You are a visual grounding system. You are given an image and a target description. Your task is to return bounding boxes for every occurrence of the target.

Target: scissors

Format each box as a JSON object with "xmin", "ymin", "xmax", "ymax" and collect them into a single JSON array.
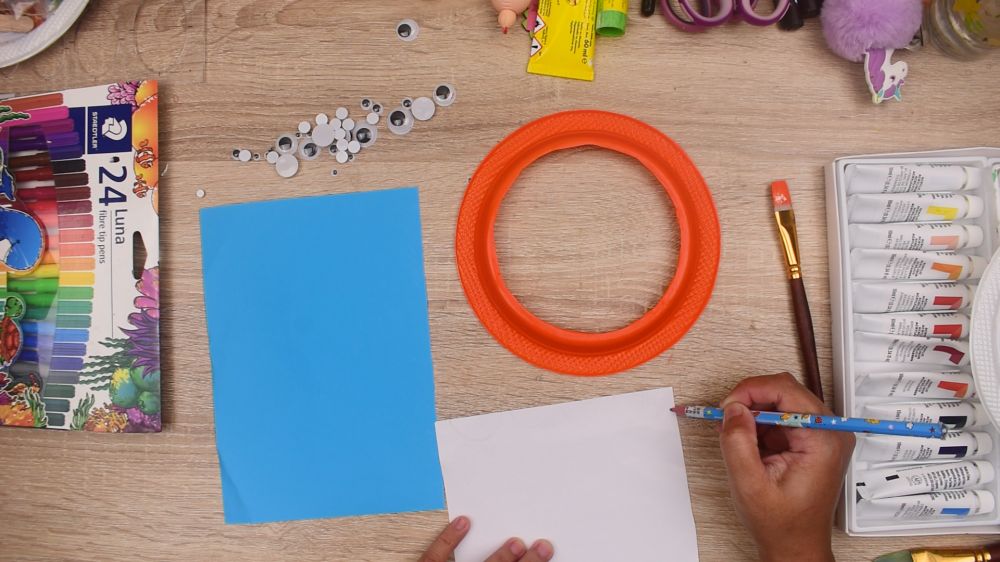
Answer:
[{"xmin": 661, "ymin": 0, "xmax": 790, "ymax": 31}]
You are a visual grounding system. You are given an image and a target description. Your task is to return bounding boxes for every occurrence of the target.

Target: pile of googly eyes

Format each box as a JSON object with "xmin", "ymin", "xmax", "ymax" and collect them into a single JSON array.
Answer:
[{"xmin": 230, "ymin": 83, "xmax": 457, "ymax": 178}]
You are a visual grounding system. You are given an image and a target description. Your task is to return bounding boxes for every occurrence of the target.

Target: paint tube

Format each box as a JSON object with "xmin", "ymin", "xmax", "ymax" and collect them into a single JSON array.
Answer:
[
  {"xmin": 852, "ymin": 282, "xmax": 976, "ymax": 314},
  {"xmin": 853, "ymin": 312, "xmax": 970, "ymax": 339},
  {"xmin": 854, "ymin": 333, "xmax": 970, "ymax": 367},
  {"xmin": 861, "ymin": 401, "xmax": 986, "ymax": 429},
  {"xmin": 849, "ymin": 223, "xmax": 984, "ymax": 251},
  {"xmin": 846, "ymin": 164, "xmax": 983, "ymax": 194},
  {"xmin": 856, "ymin": 460, "xmax": 994, "ymax": 500},
  {"xmin": 857, "ymin": 490, "xmax": 995, "ymax": 520},
  {"xmin": 856, "ymin": 371, "xmax": 976, "ymax": 399},
  {"xmin": 858, "ymin": 431, "xmax": 992, "ymax": 462},
  {"xmin": 851, "ymin": 249, "xmax": 987, "ymax": 281},
  {"xmin": 527, "ymin": 0, "xmax": 598, "ymax": 81},
  {"xmin": 847, "ymin": 193, "xmax": 984, "ymax": 223}
]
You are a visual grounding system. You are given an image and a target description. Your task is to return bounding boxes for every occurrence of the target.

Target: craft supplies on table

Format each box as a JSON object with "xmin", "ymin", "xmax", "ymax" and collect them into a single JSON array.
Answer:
[
  {"xmin": 201, "ymin": 188, "xmax": 444, "ymax": 524},
  {"xmin": 436, "ymin": 388, "xmax": 699, "ymax": 562},
  {"xmin": 827, "ymin": 148, "xmax": 1000, "ymax": 536},
  {"xmin": 0, "ymin": 81, "xmax": 160, "ymax": 432},
  {"xmin": 0, "ymin": 0, "xmax": 88, "ymax": 68}
]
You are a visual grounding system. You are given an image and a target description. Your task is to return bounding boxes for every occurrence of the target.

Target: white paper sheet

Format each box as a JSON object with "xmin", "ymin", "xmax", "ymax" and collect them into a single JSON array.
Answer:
[{"xmin": 435, "ymin": 388, "xmax": 699, "ymax": 562}]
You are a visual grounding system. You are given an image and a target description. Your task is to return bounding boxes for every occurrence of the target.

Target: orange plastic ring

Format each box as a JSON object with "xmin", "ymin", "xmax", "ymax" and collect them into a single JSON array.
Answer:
[{"xmin": 456, "ymin": 110, "xmax": 721, "ymax": 376}]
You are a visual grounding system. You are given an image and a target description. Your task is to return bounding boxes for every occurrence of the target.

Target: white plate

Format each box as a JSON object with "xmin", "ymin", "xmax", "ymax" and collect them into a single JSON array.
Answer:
[
  {"xmin": 0, "ymin": 0, "xmax": 89, "ymax": 69},
  {"xmin": 971, "ymin": 246, "xmax": 1000, "ymax": 430}
]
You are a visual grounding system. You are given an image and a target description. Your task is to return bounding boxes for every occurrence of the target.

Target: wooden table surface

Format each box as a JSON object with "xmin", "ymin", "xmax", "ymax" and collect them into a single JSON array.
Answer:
[{"xmin": 1, "ymin": 1, "xmax": 999, "ymax": 560}]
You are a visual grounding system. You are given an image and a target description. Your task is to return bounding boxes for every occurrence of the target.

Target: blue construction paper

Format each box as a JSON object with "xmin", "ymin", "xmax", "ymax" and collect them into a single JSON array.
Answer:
[{"xmin": 200, "ymin": 187, "xmax": 444, "ymax": 524}]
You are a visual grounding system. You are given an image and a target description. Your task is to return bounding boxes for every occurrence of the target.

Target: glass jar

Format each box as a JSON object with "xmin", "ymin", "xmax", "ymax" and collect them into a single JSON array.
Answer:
[{"xmin": 925, "ymin": 0, "xmax": 1000, "ymax": 59}]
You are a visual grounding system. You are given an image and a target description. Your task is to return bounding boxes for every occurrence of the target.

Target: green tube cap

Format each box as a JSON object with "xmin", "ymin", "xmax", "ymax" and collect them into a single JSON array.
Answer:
[{"xmin": 596, "ymin": 10, "xmax": 627, "ymax": 37}]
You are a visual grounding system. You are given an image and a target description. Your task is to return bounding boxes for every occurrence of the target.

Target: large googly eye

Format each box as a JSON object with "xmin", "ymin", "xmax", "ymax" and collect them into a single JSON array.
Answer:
[
  {"xmin": 275, "ymin": 154, "xmax": 299, "ymax": 178},
  {"xmin": 311, "ymin": 123, "xmax": 337, "ymax": 147},
  {"xmin": 299, "ymin": 141, "xmax": 320, "ymax": 161},
  {"xmin": 387, "ymin": 107, "xmax": 414, "ymax": 136},
  {"xmin": 396, "ymin": 19, "xmax": 419, "ymax": 41},
  {"xmin": 355, "ymin": 124, "xmax": 378, "ymax": 148},
  {"xmin": 276, "ymin": 134, "xmax": 298, "ymax": 154},
  {"xmin": 411, "ymin": 97, "xmax": 436, "ymax": 121},
  {"xmin": 433, "ymin": 84, "xmax": 456, "ymax": 107}
]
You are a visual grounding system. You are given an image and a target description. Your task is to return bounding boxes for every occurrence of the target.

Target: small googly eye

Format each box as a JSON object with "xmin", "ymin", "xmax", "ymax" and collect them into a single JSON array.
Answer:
[
  {"xmin": 387, "ymin": 108, "xmax": 414, "ymax": 136},
  {"xmin": 231, "ymin": 149, "xmax": 241, "ymax": 160},
  {"xmin": 252, "ymin": 152, "xmax": 261, "ymax": 161},
  {"xmin": 237, "ymin": 149, "xmax": 252, "ymax": 162},
  {"xmin": 331, "ymin": 169, "xmax": 339, "ymax": 176},
  {"xmin": 396, "ymin": 19, "xmax": 419, "ymax": 41},
  {"xmin": 355, "ymin": 125, "xmax": 377, "ymax": 147},
  {"xmin": 299, "ymin": 141, "xmax": 320, "ymax": 160},
  {"xmin": 361, "ymin": 98, "xmax": 372, "ymax": 109},
  {"xmin": 328, "ymin": 144, "xmax": 338, "ymax": 156},
  {"xmin": 402, "ymin": 97, "xmax": 413, "ymax": 109},
  {"xmin": 433, "ymin": 84, "xmax": 456, "ymax": 107},
  {"xmin": 265, "ymin": 150, "xmax": 279, "ymax": 164},
  {"xmin": 276, "ymin": 134, "xmax": 298, "ymax": 154}
]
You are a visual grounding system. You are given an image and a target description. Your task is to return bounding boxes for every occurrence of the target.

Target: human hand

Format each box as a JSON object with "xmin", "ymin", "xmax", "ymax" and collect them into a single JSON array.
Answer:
[
  {"xmin": 419, "ymin": 516, "xmax": 555, "ymax": 562},
  {"xmin": 718, "ymin": 373, "xmax": 855, "ymax": 562}
]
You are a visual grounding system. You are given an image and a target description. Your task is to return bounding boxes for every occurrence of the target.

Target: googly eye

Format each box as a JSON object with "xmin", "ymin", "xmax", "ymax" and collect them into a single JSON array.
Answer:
[
  {"xmin": 402, "ymin": 97, "xmax": 413, "ymax": 109},
  {"xmin": 361, "ymin": 98, "xmax": 372, "ymax": 110},
  {"xmin": 335, "ymin": 150, "xmax": 349, "ymax": 164},
  {"xmin": 342, "ymin": 118, "xmax": 356, "ymax": 132},
  {"xmin": 265, "ymin": 150, "xmax": 280, "ymax": 164},
  {"xmin": 433, "ymin": 84, "xmax": 456, "ymax": 107},
  {"xmin": 387, "ymin": 107, "xmax": 414, "ymax": 136},
  {"xmin": 252, "ymin": 152, "xmax": 261, "ymax": 161},
  {"xmin": 298, "ymin": 121, "xmax": 312, "ymax": 135},
  {"xmin": 372, "ymin": 103, "xmax": 384, "ymax": 115},
  {"xmin": 396, "ymin": 19, "xmax": 419, "ymax": 41},
  {"xmin": 276, "ymin": 134, "xmax": 298, "ymax": 154},
  {"xmin": 331, "ymin": 169, "xmax": 339, "ymax": 176},
  {"xmin": 275, "ymin": 154, "xmax": 299, "ymax": 178},
  {"xmin": 316, "ymin": 113, "xmax": 329, "ymax": 125},
  {"xmin": 366, "ymin": 112, "xmax": 380, "ymax": 125},
  {"xmin": 196, "ymin": 188, "xmax": 206, "ymax": 198},
  {"xmin": 348, "ymin": 152, "xmax": 355, "ymax": 162},
  {"xmin": 334, "ymin": 128, "xmax": 347, "ymax": 141},
  {"xmin": 231, "ymin": 149, "xmax": 241, "ymax": 160},
  {"xmin": 336, "ymin": 139, "xmax": 349, "ymax": 153},
  {"xmin": 411, "ymin": 97, "xmax": 436, "ymax": 121},
  {"xmin": 299, "ymin": 141, "xmax": 320, "ymax": 160},
  {"xmin": 311, "ymin": 123, "xmax": 337, "ymax": 147},
  {"xmin": 238, "ymin": 149, "xmax": 253, "ymax": 162},
  {"xmin": 347, "ymin": 140, "xmax": 362, "ymax": 154},
  {"xmin": 335, "ymin": 107, "xmax": 349, "ymax": 120},
  {"xmin": 355, "ymin": 125, "xmax": 377, "ymax": 148}
]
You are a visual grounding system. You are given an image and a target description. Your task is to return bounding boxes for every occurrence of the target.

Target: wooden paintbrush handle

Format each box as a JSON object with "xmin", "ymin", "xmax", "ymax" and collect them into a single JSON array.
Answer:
[{"xmin": 790, "ymin": 277, "xmax": 824, "ymax": 402}]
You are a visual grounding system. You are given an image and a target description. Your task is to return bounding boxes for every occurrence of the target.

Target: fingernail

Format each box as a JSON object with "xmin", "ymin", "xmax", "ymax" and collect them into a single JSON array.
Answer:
[
  {"xmin": 507, "ymin": 538, "xmax": 527, "ymax": 556},
  {"xmin": 532, "ymin": 539, "xmax": 554, "ymax": 559},
  {"xmin": 452, "ymin": 516, "xmax": 470, "ymax": 532},
  {"xmin": 723, "ymin": 403, "xmax": 743, "ymax": 428}
]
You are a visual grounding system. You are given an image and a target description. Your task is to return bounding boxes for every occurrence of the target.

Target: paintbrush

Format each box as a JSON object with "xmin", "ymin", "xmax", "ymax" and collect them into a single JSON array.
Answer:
[
  {"xmin": 874, "ymin": 542, "xmax": 1000, "ymax": 562},
  {"xmin": 771, "ymin": 180, "xmax": 824, "ymax": 402}
]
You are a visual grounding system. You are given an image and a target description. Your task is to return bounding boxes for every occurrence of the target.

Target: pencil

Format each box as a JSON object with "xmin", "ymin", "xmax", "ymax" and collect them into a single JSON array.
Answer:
[
  {"xmin": 672, "ymin": 405, "xmax": 945, "ymax": 439},
  {"xmin": 771, "ymin": 180, "xmax": 824, "ymax": 402}
]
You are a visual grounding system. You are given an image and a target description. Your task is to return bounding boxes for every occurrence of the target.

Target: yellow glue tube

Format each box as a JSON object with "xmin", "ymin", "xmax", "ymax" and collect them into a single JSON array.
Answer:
[
  {"xmin": 596, "ymin": 0, "xmax": 628, "ymax": 37},
  {"xmin": 528, "ymin": 0, "xmax": 598, "ymax": 81}
]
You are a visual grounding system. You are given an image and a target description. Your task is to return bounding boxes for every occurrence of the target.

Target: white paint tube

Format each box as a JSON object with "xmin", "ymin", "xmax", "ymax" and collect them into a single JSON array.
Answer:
[
  {"xmin": 847, "ymin": 193, "xmax": 984, "ymax": 223},
  {"xmin": 846, "ymin": 164, "xmax": 983, "ymax": 194},
  {"xmin": 856, "ymin": 371, "xmax": 976, "ymax": 399},
  {"xmin": 862, "ymin": 401, "xmax": 986, "ymax": 429},
  {"xmin": 857, "ymin": 490, "xmax": 995, "ymax": 520},
  {"xmin": 849, "ymin": 223, "xmax": 984, "ymax": 251},
  {"xmin": 858, "ymin": 431, "xmax": 992, "ymax": 462},
  {"xmin": 854, "ymin": 333, "xmax": 970, "ymax": 367},
  {"xmin": 851, "ymin": 249, "xmax": 987, "ymax": 281},
  {"xmin": 852, "ymin": 282, "xmax": 976, "ymax": 314},
  {"xmin": 853, "ymin": 312, "xmax": 970, "ymax": 339},
  {"xmin": 857, "ymin": 460, "xmax": 995, "ymax": 500}
]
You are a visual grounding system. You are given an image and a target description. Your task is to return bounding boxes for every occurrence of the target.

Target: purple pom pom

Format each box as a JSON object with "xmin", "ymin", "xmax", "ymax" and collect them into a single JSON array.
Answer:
[{"xmin": 822, "ymin": 0, "xmax": 923, "ymax": 62}]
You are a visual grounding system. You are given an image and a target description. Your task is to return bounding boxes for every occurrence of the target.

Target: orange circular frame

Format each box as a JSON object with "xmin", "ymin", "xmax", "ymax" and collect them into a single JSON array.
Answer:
[{"xmin": 456, "ymin": 111, "xmax": 721, "ymax": 376}]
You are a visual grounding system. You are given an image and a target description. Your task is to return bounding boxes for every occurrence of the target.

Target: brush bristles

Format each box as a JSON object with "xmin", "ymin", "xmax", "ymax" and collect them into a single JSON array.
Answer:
[{"xmin": 771, "ymin": 180, "xmax": 793, "ymax": 212}]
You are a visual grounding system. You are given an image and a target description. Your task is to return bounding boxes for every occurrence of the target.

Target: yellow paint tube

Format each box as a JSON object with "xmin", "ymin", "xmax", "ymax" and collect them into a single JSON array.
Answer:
[
  {"xmin": 528, "ymin": 0, "xmax": 598, "ymax": 81},
  {"xmin": 596, "ymin": 0, "xmax": 628, "ymax": 37}
]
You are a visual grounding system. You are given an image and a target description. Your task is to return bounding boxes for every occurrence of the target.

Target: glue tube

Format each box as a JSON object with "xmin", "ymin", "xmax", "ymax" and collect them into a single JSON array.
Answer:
[
  {"xmin": 862, "ymin": 401, "xmax": 986, "ymax": 429},
  {"xmin": 857, "ymin": 460, "xmax": 995, "ymax": 500},
  {"xmin": 851, "ymin": 249, "xmax": 987, "ymax": 281},
  {"xmin": 858, "ymin": 490, "xmax": 995, "ymax": 521},
  {"xmin": 852, "ymin": 282, "xmax": 976, "ymax": 314},
  {"xmin": 847, "ymin": 193, "xmax": 984, "ymax": 223},
  {"xmin": 846, "ymin": 164, "xmax": 983, "ymax": 194},
  {"xmin": 596, "ymin": 0, "xmax": 628, "ymax": 36},
  {"xmin": 528, "ymin": 0, "xmax": 598, "ymax": 81},
  {"xmin": 849, "ymin": 223, "xmax": 985, "ymax": 251},
  {"xmin": 854, "ymin": 333, "xmax": 970, "ymax": 367},
  {"xmin": 858, "ymin": 431, "xmax": 993, "ymax": 462},
  {"xmin": 854, "ymin": 312, "xmax": 970, "ymax": 339},
  {"xmin": 856, "ymin": 371, "xmax": 976, "ymax": 399}
]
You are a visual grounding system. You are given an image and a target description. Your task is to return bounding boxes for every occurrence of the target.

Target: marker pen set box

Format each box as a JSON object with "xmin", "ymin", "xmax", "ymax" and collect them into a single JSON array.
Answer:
[
  {"xmin": 827, "ymin": 148, "xmax": 1000, "ymax": 536},
  {"xmin": 0, "ymin": 81, "xmax": 160, "ymax": 432}
]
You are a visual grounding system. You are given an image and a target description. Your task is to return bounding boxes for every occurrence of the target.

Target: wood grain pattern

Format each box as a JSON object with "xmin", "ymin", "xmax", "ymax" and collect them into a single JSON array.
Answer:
[{"xmin": 0, "ymin": 1, "xmax": 998, "ymax": 560}]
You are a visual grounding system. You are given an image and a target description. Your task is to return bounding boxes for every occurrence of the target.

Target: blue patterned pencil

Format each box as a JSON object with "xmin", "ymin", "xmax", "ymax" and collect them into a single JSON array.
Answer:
[{"xmin": 671, "ymin": 405, "xmax": 945, "ymax": 439}]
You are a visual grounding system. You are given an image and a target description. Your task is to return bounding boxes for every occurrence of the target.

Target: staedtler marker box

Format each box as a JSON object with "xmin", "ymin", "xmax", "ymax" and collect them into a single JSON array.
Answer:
[
  {"xmin": 0, "ymin": 81, "xmax": 160, "ymax": 432},
  {"xmin": 827, "ymin": 147, "xmax": 1000, "ymax": 536}
]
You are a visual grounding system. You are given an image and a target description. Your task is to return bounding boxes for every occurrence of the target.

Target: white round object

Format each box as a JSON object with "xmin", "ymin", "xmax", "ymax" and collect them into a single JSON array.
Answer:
[
  {"xmin": 336, "ymin": 139, "xmax": 349, "ymax": 152},
  {"xmin": 195, "ymin": 189, "xmax": 206, "ymax": 198},
  {"xmin": 0, "ymin": 0, "xmax": 89, "ymax": 69},
  {"xmin": 433, "ymin": 84, "xmax": 456, "ymax": 107},
  {"xmin": 238, "ymin": 149, "xmax": 253, "ymax": 162},
  {"xmin": 275, "ymin": 134, "xmax": 298, "ymax": 154},
  {"xmin": 311, "ymin": 123, "xmax": 337, "ymax": 147},
  {"xmin": 366, "ymin": 112, "xmax": 379, "ymax": 125},
  {"xmin": 330, "ymin": 118, "xmax": 343, "ymax": 129},
  {"xmin": 336, "ymin": 151, "xmax": 349, "ymax": 164},
  {"xmin": 396, "ymin": 19, "xmax": 419, "ymax": 41},
  {"xmin": 265, "ymin": 150, "xmax": 279, "ymax": 164},
  {"xmin": 347, "ymin": 140, "xmax": 361, "ymax": 154},
  {"xmin": 971, "ymin": 247, "xmax": 1000, "ymax": 429},
  {"xmin": 334, "ymin": 128, "xmax": 347, "ymax": 141},
  {"xmin": 387, "ymin": 107, "xmax": 414, "ymax": 135},
  {"xmin": 343, "ymin": 118, "xmax": 356, "ymax": 131},
  {"xmin": 316, "ymin": 113, "xmax": 329, "ymax": 125},
  {"xmin": 354, "ymin": 125, "xmax": 377, "ymax": 147},
  {"xmin": 411, "ymin": 97, "xmax": 436, "ymax": 121},
  {"xmin": 275, "ymin": 154, "xmax": 299, "ymax": 178},
  {"xmin": 335, "ymin": 107, "xmax": 349, "ymax": 120},
  {"xmin": 298, "ymin": 121, "xmax": 312, "ymax": 134}
]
